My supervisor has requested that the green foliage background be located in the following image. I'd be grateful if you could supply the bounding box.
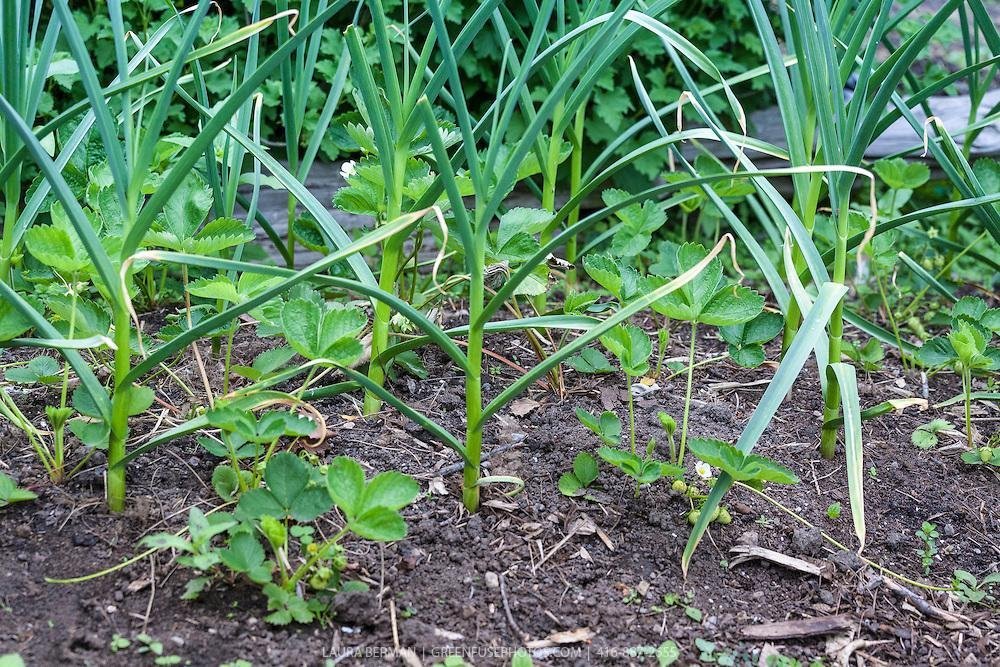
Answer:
[56,0,769,177]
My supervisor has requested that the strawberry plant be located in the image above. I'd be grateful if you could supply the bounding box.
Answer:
[916,297,1000,447]
[911,419,953,450]
[961,445,1000,468]
[599,436,684,498]
[576,408,682,496]
[718,312,784,369]
[202,405,319,501]
[558,452,600,498]
[0,472,36,508]
[687,437,800,489]
[648,242,764,462]
[142,453,418,624]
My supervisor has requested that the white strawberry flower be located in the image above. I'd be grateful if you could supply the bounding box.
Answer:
[695,461,713,480]
[340,160,357,180]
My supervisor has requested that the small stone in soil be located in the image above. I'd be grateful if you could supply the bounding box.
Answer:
[792,526,823,555]
[72,532,97,547]
[399,547,423,570]
[829,550,863,572]
[484,572,499,589]
[886,531,909,550]
[331,589,379,627]
[465,516,483,534]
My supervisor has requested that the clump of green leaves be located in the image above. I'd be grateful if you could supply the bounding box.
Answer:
[951,569,1000,606]
[4,356,62,385]
[694,638,736,666]
[719,312,783,369]
[202,404,318,501]
[916,521,940,575]
[142,453,418,625]
[599,436,685,498]
[0,472,37,508]
[688,438,799,489]
[911,419,952,449]
[843,338,885,373]
[558,452,600,498]
[135,633,182,666]
[961,445,999,467]
[647,243,764,461]
[916,298,1000,447]
[575,408,682,497]
[109,635,130,653]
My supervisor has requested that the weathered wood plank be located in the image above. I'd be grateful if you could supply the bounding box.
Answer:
[741,614,855,640]
[727,88,1000,161]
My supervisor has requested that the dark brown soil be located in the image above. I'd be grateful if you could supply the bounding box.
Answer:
[1,320,998,667]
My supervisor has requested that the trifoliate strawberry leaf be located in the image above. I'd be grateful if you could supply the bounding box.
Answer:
[719,312,783,368]
[599,323,652,376]
[566,347,616,374]
[689,437,798,485]
[648,243,764,327]
[911,419,951,449]
[280,298,366,364]
[575,408,621,446]
[873,157,930,190]
[5,356,62,385]
[602,188,666,258]
[237,452,332,522]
